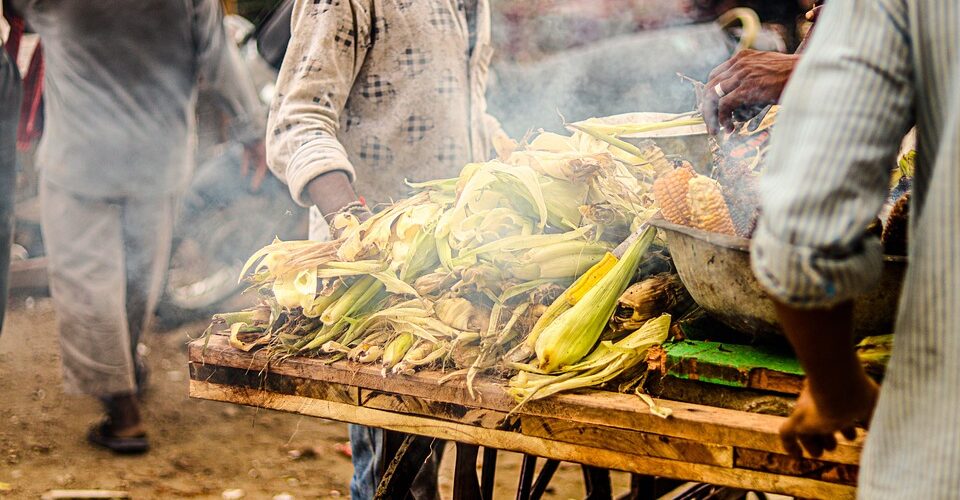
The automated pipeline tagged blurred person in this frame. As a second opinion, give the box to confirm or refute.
[266,1,508,498]
[6,0,264,453]
[0,5,21,334]
[750,1,960,497]
[701,2,823,133]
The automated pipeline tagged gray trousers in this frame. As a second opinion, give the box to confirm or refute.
[40,179,175,397]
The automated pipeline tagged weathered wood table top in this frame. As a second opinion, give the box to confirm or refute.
[189,334,862,499]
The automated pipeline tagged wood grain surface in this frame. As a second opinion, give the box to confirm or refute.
[189,335,863,498]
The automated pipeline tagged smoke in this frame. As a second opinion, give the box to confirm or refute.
[487,4,734,138]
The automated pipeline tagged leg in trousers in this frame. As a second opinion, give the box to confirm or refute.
[40,179,175,451]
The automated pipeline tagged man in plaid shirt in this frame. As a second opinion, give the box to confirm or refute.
[266,1,509,498]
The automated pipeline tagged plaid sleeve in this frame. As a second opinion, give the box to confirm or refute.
[266,0,371,207]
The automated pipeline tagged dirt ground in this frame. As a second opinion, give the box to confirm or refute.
[0,296,631,499]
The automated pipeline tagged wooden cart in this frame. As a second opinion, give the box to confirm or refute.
[189,334,862,499]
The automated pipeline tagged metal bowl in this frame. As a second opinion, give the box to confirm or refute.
[650,217,906,339]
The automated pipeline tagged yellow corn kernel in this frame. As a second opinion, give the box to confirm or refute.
[653,164,696,225]
[686,176,737,236]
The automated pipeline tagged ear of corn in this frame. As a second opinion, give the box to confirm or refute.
[686,176,737,236]
[653,164,696,225]
[215,116,689,401]
[381,332,415,373]
[508,314,670,407]
[882,192,910,256]
[534,226,655,372]
[609,273,692,335]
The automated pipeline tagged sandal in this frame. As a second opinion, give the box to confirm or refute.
[87,420,149,455]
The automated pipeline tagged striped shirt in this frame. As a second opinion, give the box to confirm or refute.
[750,1,960,497]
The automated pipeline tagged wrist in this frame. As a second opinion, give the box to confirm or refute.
[806,362,872,409]
[306,171,359,216]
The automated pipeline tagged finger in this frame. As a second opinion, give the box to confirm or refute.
[840,426,858,441]
[241,150,250,177]
[821,432,838,452]
[252,161,268,191]
[779,421,803,458]
[717,90,745,132]
[703,77,743,135]
[707,59,735,83]
[712,71,744,95]
[799,433,828,458]
[701,89,721,135]
[708,49,751,81]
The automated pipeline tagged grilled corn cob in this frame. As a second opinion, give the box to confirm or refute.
[882,192,910,256]
[686,176,737,236]
[652,164,696,225]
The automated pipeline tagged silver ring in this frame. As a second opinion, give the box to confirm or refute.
[714,83,726,98]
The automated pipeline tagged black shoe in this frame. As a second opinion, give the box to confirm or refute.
[87,420,149,455]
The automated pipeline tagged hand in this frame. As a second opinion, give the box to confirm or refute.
[305,171,372,238]
[701,50,800,134]
[241,141,268,191]
[780,374,879,458]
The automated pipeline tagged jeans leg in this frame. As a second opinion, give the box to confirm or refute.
[349,424,384,500]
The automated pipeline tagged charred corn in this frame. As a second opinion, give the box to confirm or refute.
[882,192,910,256]
[686,176,737,236]
[652,164,696,225]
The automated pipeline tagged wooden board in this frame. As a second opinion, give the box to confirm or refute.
[189,334,863,498]
[191,380,855,499]
[649,340,805,395]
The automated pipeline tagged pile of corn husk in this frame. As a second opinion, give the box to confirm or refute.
[209,122,691,402]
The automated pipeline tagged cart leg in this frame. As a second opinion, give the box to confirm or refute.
[530,459,560,500]
[481,447,498,500]
[374,432,436,500]
[453,442,481,500]
[516,454,537,500]
[581,465,612,500]
[617,474,655,500]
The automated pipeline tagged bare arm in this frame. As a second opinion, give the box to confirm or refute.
[773,301,878,457]
[749,0,914,456]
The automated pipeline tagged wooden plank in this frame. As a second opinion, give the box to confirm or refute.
[735,448,859,486]
[199,367,735,469]
[361,390,511,430]
[503,390,862,466]
[649,341,804,395]
[190,363,358,405]
[645,373,795,416]
[362,389,733,467]
[190,380,856,500]
[189,336,863,465]
[519,415,734,468]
